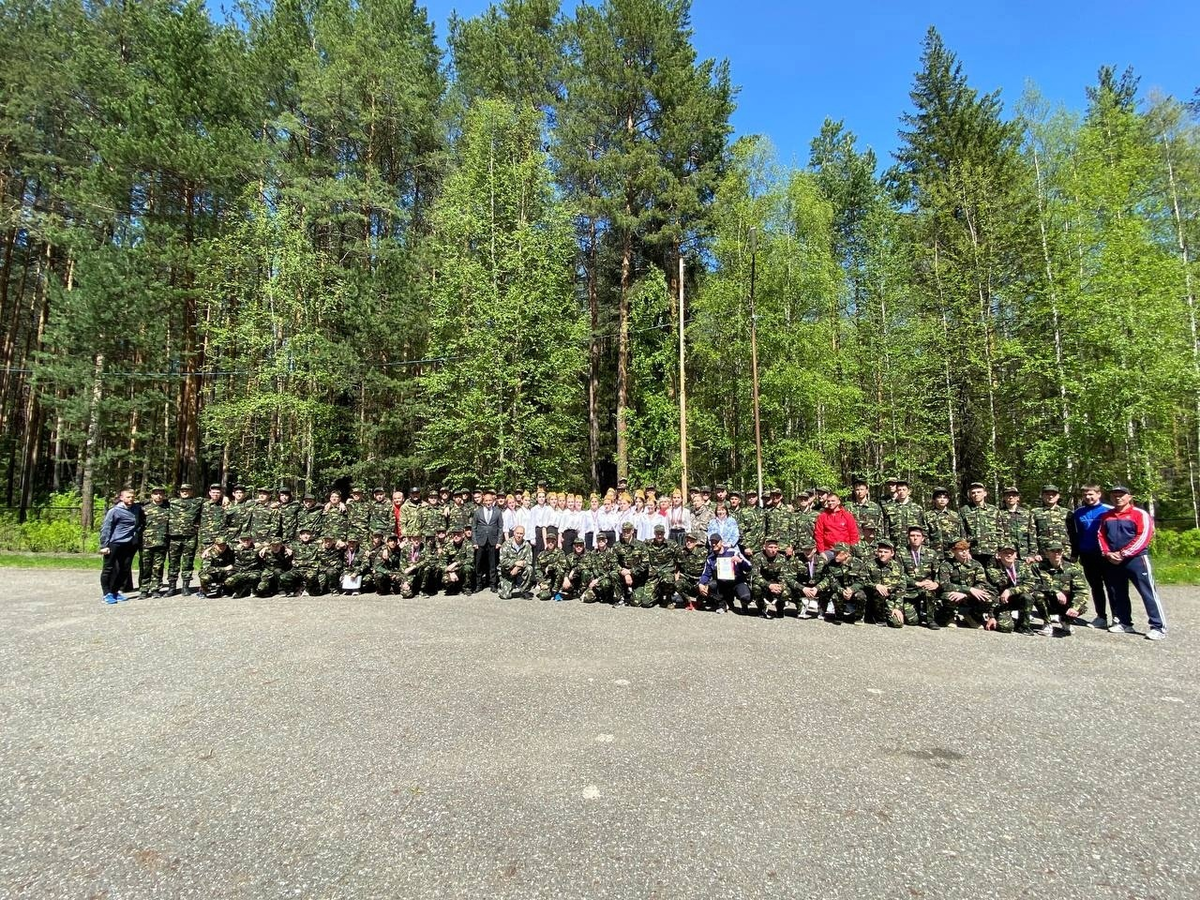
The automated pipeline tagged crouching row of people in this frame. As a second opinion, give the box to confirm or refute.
[765,528,1089,633]
[196,525,476,598]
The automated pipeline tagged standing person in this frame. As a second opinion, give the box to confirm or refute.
[99,488,141,604]
[277,487,300,543]
[997,487,1035,560]
[924,487,964,556]
[139,487,171,595]
[472,488,503,593]
[706,502,740,549]
[847,477,883,531]
[1098,485,1167,641]
[1030,484,1071,562]
[1069,482,1113,628]
[166,483,203,596]
[813,491,859,559]
[884,479,925,546]
[959,481,1000,570]
[199,483,228,550]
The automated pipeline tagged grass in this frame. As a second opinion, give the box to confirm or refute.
[1151,555,1200,586]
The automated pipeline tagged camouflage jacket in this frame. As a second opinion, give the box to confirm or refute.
[438,540,475,578]
[345,500,371,540]
[535,548,570,588]
[752,551,796,594]
[678,544,709,580]
[199,544,234,574]
[277,501,300,544]
[142,500,171,548]
[231,544,263,575]
[368,501,394,538]
[959,502,1000,556]
[985,559,1038,596]
[864,557,907,594]
[399,500,424,538]
[291,540,322,573]
[885,501,926,545]
[734,506,765,551]
[924,506,964,553]
[792,553,828,589]
[199,499,227,546]
[613,537,648,582]
[259,546,293,577]
[643,539,681,581]
[244,501,281,543]
[997,505,1035,558]
[1034,560,1089,609]
[938,557,994,597]
[297,505,326,540]
[224,500,252,541]
[900,546,940,592]
[847,499,883,531]
[761,505,794,549]
[168,496,203,538]
[499,540,533,575]
[1030,505,1071,556]
[791,508,820,551]
[818,556,867,594]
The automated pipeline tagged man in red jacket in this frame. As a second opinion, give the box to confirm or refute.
[815,490,861,559]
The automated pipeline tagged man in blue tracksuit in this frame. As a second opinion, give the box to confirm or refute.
[1097,485,1166,642]
[99,488,141,605]
[1068,482,1112,628]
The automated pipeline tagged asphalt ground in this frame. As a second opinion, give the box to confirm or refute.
[2,571,1197,900]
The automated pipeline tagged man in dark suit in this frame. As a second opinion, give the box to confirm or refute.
[472,488,503,593]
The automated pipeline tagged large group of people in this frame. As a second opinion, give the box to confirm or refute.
[97,476,1168,641]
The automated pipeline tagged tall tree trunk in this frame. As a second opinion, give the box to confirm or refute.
[587,215,600,488]
[79,352,105,533]
[616,223,632,482]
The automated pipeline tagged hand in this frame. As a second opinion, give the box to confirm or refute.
[1065,607,1080,618]
[769,584,782,595]
[100,547,110,556]
[875,585,889,598]
[948,591,967,603]
[473,543,479,550]
[698,583,709,596]
[969,587,990,601]
[1000,589,1012,602]
[803,587,817,599]
[1056,590,1068,604]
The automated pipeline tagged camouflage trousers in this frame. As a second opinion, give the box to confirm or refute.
[139,544,167,591]
[198,564,231,596]
[633,576,676,608]
[498,567,533,599]
[867,587,919,628]
[167,536,199,588]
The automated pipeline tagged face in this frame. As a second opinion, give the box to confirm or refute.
[591,498,600,511]
[233,489,245,502]
[209,488,222,501]
[1043,491,1059,505]
[180,487,193,499]
[996,549,1017,566]
[1110,491,1131,510]
[373,491,384,502]
[1004,493,1019,507]
[825,494,841,510]
[729,496,741,509]
[711,538,723,553]
[934,494,949,509]
[908,530,925,549]
[1046,549,1064,566]
[853,484,868,500]
[876,546,894,563]
[537,491,546,504]
[896,485,910,501]
[483,492,495,505]
[257,492,269,503]
[714,505,727,518]
[834,550,850,565]
[300,532,313,543]
[120,489,135,505]
[454,494,464,506]
[953,546,971,563]
[969,487,986,504]
[545,537,557,550]
[513,527,525,543]
[764,543,778,558]
[685,538,697,551]
[152,492,166,504]
[392,491,404,505]
[330,491,341,503]
[574,542,585,554]
[597,538,608,550]
[304,497,316,508]
[452,532,463,545]
[473,492,482,503]
[1083,488,1101,505]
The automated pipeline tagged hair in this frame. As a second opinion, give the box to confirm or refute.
[1082,482,1102,492]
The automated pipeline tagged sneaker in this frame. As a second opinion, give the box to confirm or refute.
[1036,624,1054,636]
[192,591,206,599]
[1108,622,1136,634]
[102,593,118,605]
[1088,616,1109,629]
[715,605,727,615]
[114,593,128,603]
[1146,629,1167,642]
[1059,622,1073,636]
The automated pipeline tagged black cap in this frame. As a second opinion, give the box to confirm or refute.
[180,483,194,491]
[278,486,292,495]
[1108,484,1131,495]
[894,478,909,487]
[373,486,385,493]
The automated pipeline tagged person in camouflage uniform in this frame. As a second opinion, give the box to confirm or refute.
[287,527,324,596]
[959,482,1001,570]
[446,489,473,533]
[689,491,713,534]
[1032,541,1089,636]
[224,485,250,542]
[498,526,534,599]
[167,483,203,595]
[792,540,828,618]
[297,494,325,538]
[612,521,648,606]
[533,528,571,602]
[985,542,1039,633]
[751,535,795,618]
[818,543,869,624]
[438,525,475,595]
[361,532,389,594]
[243,487,282,545]
[255,538,294,597]
[344,487,371,545]
[559,537,592,601]
[314,534,343,595]
[323,491,347,543]
[199,483,227,549]
[339,536,370,595]
[937,539,997,629]
[924,487,964,556]
[900,526,943,629]
[791,491,820,553]
[762,488,794,556]
[852,518,882,562]
[847,477,883,532]
[635,524,681,608]
[578,533,617,604]
[140,487,171,594]
[673,531,710,610]
[368,487,394,539]
[277,487,300,544]
[419,487,445,538]
[198,535,235,598]
[399,487,424,541]
[865,539,915,627]
[371,534,402,595]
[734,491,765,556]
[884,480,926,546]
[997,487,1035,560]
[224,535,264,598]
[1030,484,1071,563]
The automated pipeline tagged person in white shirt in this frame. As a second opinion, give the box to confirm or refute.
[667,489,692,544]
[529,491,553,557]
[597,495,620,545]
[501,495,519,540]
[582,494,601,549]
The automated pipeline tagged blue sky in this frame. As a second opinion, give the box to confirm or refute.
[413,0,1198,168]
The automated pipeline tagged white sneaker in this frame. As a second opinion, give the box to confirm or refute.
[1108,622,1136,634]
[1089,616,1108,629]
[1146,629,1167,642]
[1036,624,1054,637]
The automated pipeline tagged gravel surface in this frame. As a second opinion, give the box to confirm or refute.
[2,570,1197,899]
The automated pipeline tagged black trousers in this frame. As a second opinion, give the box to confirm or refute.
[474,544,498,590]
[101,543,137,596]
[1079,551,1110,618]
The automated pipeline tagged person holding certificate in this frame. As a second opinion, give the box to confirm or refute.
[697,532,752,615]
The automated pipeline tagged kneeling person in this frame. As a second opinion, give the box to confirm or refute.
[534,528,571,601]
[439,526,475,595]
[498,526,534,599]
[866,540,914,627]
[198,535,235,598]
[1034,541,1089,636]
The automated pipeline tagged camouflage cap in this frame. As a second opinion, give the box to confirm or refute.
[346,535,361,543]
[621,521,635,532]
[728,490,742,499]
[214,534,228,545]
[351,486,364,494]
[269,537,283,545]
[278,486,292,495]
[932,486,950,497]
[968,481,985,490]
[180,483,194,491]
[894,478,909,487]
[763,535,780,545]
[832,542,853,554]
[875,539,895,551]
[371,531,385,539]
[1044,540,1064,551]
[239,533,255,542]
[596,532,609,542]
[208,483,222,491]
[1042,483,1060,493]
[572,535,586,545]
[851,474,868,486]
[450,524,465,534]
[686,530,703,542]
[298,525,313,533]
[1002,486,1019,495]
[303,493,316,501]
[884,477,898,485]
[372,486,385,493]
[256,486,271,494]
[860,518,880,531]
[151,486,166,494]
[996,541,1018,552]
[698,485,711,493]
[546,526,559,537]
[771,487,783,496]
[653,523,666,533]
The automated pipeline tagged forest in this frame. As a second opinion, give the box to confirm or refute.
[2,0,1198,531]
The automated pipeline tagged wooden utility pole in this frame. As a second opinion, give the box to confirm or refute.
[678,254,688,498]
[748,228,763,500]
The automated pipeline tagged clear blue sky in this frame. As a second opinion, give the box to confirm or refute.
[414,0,1199,168]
